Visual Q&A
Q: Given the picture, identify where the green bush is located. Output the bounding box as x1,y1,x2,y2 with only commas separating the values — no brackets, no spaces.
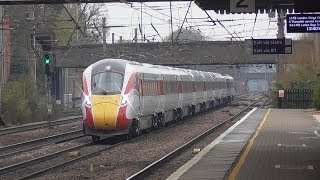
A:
1,76,47,125
314,84,320,110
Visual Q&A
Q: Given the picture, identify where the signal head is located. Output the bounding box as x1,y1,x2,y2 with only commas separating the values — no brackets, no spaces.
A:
44,54,50,65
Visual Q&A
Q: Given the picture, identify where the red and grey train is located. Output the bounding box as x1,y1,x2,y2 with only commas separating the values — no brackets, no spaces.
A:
82,59,235,141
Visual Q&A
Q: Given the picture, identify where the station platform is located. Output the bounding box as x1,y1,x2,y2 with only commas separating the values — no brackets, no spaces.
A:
167,108,320,180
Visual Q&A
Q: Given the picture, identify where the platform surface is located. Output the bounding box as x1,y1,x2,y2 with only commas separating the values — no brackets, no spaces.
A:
167,108,267,180
233,109,320,180
167,108,320,180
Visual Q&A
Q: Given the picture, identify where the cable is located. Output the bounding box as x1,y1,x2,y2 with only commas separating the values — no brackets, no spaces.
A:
66,3,88,45
174,1,192,43
251,13,258,38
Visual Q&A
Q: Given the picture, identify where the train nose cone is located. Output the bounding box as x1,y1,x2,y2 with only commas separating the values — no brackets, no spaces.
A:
93,102,119,130
91,95,121,131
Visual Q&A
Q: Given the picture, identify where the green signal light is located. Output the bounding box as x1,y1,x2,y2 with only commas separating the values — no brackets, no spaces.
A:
44,54,50,65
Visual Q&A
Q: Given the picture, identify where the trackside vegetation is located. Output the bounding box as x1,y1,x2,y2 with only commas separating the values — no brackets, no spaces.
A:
271,34,320,109
1,76,47,125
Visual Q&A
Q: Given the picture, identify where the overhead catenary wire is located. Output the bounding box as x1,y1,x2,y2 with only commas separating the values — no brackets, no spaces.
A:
174,1,192,43
203,10,239,41
115,2,280,42
151,23,164,42
65,3,89,45
251,13,258,38
62,4,85,36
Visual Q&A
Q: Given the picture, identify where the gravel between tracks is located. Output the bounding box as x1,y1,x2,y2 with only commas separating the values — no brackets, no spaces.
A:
33,105,245,180
0,119,82,147
145,110,251,180
0,136,91,170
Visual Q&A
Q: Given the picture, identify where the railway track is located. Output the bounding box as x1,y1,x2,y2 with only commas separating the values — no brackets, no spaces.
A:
0,136,125,180
0,116,82,136
0,94,266,179
126,97,267,180
0,130,84,159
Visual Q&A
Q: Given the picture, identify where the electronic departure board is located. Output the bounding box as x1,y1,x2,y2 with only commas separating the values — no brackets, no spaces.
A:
287,14,320,33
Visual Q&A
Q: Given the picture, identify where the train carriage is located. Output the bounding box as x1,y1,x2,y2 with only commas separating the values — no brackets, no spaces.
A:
82,59,235,141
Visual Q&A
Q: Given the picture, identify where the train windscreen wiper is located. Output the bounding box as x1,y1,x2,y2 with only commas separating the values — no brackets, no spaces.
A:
93,83,108,95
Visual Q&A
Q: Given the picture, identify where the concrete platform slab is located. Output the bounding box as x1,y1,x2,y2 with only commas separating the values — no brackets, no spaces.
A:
229,109,320,180
167,108,267,180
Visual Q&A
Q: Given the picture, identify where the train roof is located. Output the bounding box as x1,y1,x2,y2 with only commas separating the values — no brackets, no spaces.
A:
86,59,233,80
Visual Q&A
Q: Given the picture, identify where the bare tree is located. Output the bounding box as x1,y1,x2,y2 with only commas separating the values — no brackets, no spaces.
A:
54,3,109,45
80,3,109,44
165,28,206,43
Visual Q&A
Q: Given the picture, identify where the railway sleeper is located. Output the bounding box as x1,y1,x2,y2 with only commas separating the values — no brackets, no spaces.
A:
92,135,101,142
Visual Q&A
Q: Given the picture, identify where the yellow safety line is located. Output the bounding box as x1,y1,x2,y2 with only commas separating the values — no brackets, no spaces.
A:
229,108,271,180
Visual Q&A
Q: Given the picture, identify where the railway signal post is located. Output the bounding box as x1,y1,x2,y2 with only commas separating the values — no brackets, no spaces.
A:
43,52,53,129
37,34,55,129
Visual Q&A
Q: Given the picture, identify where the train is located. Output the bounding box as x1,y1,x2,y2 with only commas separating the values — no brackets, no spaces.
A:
81,59,235,141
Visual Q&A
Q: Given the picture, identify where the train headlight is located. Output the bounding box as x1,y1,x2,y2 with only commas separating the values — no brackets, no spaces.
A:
85,96,92,106
121,95,128,106
121,98,127,105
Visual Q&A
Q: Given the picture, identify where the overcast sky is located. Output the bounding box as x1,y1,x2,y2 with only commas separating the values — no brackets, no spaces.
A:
104,2,298,43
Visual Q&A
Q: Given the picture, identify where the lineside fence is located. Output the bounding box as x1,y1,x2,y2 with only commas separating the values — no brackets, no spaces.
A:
277,89,313,109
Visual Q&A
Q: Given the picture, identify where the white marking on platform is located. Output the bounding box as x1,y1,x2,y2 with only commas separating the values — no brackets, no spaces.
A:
275,164,314,170
312,115,320,123
220,140,246,143
299,136,319,140
314,130,320,137
288,131,310,135
277,144,306,148
166,108,258,180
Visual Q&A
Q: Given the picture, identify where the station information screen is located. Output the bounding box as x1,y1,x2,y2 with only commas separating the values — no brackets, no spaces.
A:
287,14,320,33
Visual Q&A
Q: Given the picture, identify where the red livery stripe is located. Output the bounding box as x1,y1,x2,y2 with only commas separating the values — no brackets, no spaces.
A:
85,106,94,129
116,106,130,129
124,73,136,95
83,75,89,96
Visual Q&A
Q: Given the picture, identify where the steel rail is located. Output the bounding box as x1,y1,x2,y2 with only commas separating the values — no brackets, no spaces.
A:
0,130,83,158
13,96,258,179
0,142,91,176
17,140,125,180
0,116,82,136
126,99,260,180
2,94,264,179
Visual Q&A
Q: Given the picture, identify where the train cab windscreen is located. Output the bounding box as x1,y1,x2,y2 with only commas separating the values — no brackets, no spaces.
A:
91,72,124,95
